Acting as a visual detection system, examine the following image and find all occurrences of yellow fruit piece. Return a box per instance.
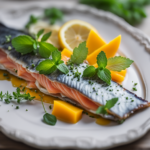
[111,70,126,83]
[86,30,106,55]
[29,21,61,49]
[61,48,72,63]
[52,100,83,124]
[59,20,97,51]
[86,35,121,65]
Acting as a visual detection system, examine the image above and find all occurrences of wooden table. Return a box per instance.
[0,0,150,149]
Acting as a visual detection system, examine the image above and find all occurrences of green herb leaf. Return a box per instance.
[96,106,107,115]
[107,56,134,71]
[44,8,63,25]
[43,113,57,126]
[39,42,57,58]
[57,63,69,74]
[52,50,61,63]
[68,41,88,65]
[36,59,55,74]
[41,32,52,42]
[37,29,44,38]
[105,97,118,109]
[25,15,38,29]
[12,35,35,54]
[83,66,96,77]
[96,97,118,115]
[97,51,107,69]
[97,68,111,85]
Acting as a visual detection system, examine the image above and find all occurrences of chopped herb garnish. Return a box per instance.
[133,87,137,91]
[26,109,28,111]
[49,105,52,109]
[8,46,12,50]
[131,100,134,102]
[134,83,138,86]
[16,106,19,109]
[126,97,128,100]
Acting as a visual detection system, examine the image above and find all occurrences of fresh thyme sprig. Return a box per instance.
[0,88,35,104]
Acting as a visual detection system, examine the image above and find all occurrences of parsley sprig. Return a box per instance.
[96,98,118,115]
[12,29,56,58]
[83,51,133,85]
[36,50,69,74]
[0,88,35,104]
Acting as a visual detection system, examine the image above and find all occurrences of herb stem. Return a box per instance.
[40,95,47,113]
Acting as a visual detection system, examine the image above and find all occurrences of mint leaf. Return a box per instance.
[107,56,134,72]
[68,41,88,64]
[97,68,111,85]
[97,51,107,69]
[37,29,44,38]
[52,50,61,63]
[41,32,52,42]
[12,35,35,54]
[105,98,118,109]
[83,66,96,77]
[36,59,55,74]
[39,42,57,58]
[57,63,69,74]
[96,106,107,115]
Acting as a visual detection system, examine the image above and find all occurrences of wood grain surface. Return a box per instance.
[0,0,150,149]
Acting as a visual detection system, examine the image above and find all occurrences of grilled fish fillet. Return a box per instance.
[0,23,149,121]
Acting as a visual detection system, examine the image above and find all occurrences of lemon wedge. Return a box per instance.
[59,20,97,51]
[29,21,61,49]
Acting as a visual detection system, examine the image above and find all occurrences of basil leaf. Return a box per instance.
[41,32,52,42]
[96,106,107,115]
[33,42,37,49]
[57,63,69,74]
[39,42,57,58]
[107,56,134,72]
[105,98,118,109]
[12,35,35,54]
[36,59,55,74]
[97,68,111,85]
[43,113,57,126]
[97,51,107,69]
[83,66,96,77]
[37,29,44,38]
[68,41,88,64]
[52,50,61,63]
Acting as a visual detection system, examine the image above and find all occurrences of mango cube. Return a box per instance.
[87,35,121,65]
[52,100,83,124]
[86,30,106,55]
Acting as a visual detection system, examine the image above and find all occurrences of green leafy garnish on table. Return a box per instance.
[36,50,69,74]
[80,0,150,25]
[12,29,56,58]
[67,41,88,65]
[44,7,63,25]
[83,51,133,85]
[96,97,118,115]
[25,15,39,29]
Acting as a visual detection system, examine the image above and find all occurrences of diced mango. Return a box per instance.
[86,35,121,65]
[111,70,127,83]
[86,30,106,55]
[61,48,72,63]
[52,100,83,124]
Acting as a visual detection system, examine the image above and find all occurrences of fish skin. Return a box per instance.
[0,23,149,120]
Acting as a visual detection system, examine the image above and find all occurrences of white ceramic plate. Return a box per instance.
[0,3,150,149]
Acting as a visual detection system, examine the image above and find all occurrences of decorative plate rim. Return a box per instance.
[0,3,150,149]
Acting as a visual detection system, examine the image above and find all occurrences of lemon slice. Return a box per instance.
[59,20,97,51]
[29,21,61,49]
